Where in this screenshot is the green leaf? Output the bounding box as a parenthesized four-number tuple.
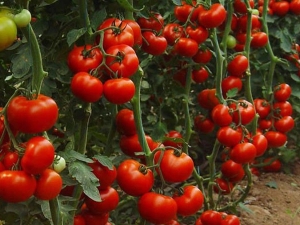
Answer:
(150, 121, 168, 141)
(171, 0, 182, 5)
(226, 88, 239, 98)
(93, 155, 114, 170)
(11, 45, 32, 78)
(91, 8, 107, 31)
(69, 161, 101, 202)
(266, 181, 278, 189)
(238, 202, 254, 214)
(38, 200, 53, 225)
(67, 28, 87, 46)
(63, 150, 94, 163)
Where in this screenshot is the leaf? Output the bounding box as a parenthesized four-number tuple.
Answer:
(93, 155, 114, 170)
(226, 88, 239, 98)
(63, 150, 94, 163)
(266, 181, 278, 189)
(171, 0, 182, 5)
(150, 121, 168, 141)
(68, 161, 101, 202)
(91, 8, 107, 31)
(238, 202, 254, 214)
(38, 200, 53, 225)
(11, 45, 32, 78)
(67, 28, 87, 46)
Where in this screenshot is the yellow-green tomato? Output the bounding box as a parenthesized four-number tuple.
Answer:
(0, 17, 17, 51)
(53, 155, 66, 173)
(14, 9, 31, 28)
(0, 7, 14, 20)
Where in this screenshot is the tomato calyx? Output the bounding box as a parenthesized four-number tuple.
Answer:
(138, 164, 149, 175)
(80, 46, 98, 59)
(173, 149, 183, 157)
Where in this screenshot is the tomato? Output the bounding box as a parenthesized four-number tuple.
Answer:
(0, 16, 17, 51)
(237, 15, 261, 32)
(217, 126, 242, 147)
(0, 170, 36, 203)
(88, 159, 117, 190)
(163, 220, 180, 225)
(186, 25, 209, 45)
(21, 136, 55, 175)
(81, 210, 109, 225)
(221, 76, 243, 98)
(221, 215, 241, 225)
(163, 130, 183, 149)
(173, 185, 204, 216)
(194, 115, 215, 133)
(289, 0, 300, 15)
(53, 155, 66, 173)
(197, 88, 220, 110)
(211, 104, 233, 127)
(221, 159, 243, 179)
(258, 118, 272, 130)
(264, 131, 287, 148)
(163, 23, 185, 45)
(274, 116, 295, 133)
(137, 12, 164, 32)
(123, 19, 142, 46)
(105, 44, 139, 78)
(13, 9, 31, 28)
(230, 142, 257, 164)
(192, 67, 209, 83)
(138, 192, 177, 224)
(117, 159, 154, 196)
(67, 45, 103, 73)
(263, 158, 282, 172)
(7, 94, 58, 134)
(251, 134, 268, 157)
(0, 162, 5, 173)
(272, 101, 293, 117)
(254, 98, 271, 119)
(85, 186, 119, 215)
(154, 149, 194, 183)
(233, 0, 254, 14)
(250, 167, 260, 176)
(115, 108, 136, 136)
(229, 100, 256, 125)
(200, 210, 222, 225)
(192, 48, 212, 64)
(2, 151, 19, 170)
(141, 31, 168, 55)
(174, 3, 194, 23)
(251, 31, 268, 48)
(34, 168, 62, 200)
(71, 72, 103, 102)
(198, 3, 227, 28)
(227, 55, 248, 78)
(74, 215, 86, 225)
(173, 68, 187, 86)
(119, 134, 154, 158)
(271, 0, 290, 16)
(103, 78, 135, 104)
(214, 178, 234, 195)
(173, 37, 199, 57)
(226, 35, 237, 49)
(273, 83, 292, 102)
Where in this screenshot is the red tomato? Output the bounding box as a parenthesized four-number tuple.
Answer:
(105, 44, 139, 78)
(221, 76, 243, 98)
(163, 130, 183, 149)
(115, 108, 136, 136)
(227, 55, 249, 77)
(141, 31, 168, 55)
(71, 72, 103, 102)
(173, 37, 199, 57)
(264, 131, 287, 148)
(274, 116, 295, 133)
(237, 14, 261, 32)
(200, 210, 222, 225)
(138, 192, 177, 224)
(229, 100, 256, 125)
(0, 170, 36, 203)
(230, 142, 257, 164)
(88, 159, 117, 190)
(186, 25, 209, 45)
(85, 186, 119, 215)
(0, 162, 5, 172)
(271, 0, 290, 16)
(197, 88, 220, 110)
(173, 185, 204, 216)
(254, 98, 271, 119)
(163, 23, 185, 45)
(137, 12, 164, 32)
(211, 104, 233, 127)
(290, 0, 300, 15)
(103, 78, 135, 104)
(194, 115, 215, 133)
(251, 31, 268, 48)
(174, 3, 194, 23)
(2, 151, 19, 170)
(21, 136, 55, 175)
(233, 0, 254, 14)
(154, 149, 194, 183)
(116, 159, 154, 196)
(272, 101, 293, 117)
(221, 159, 244, 179)
(273, 83, 292, 102)
(217, 126, 242, 147)
(192, 48, 212, 64)
(67, 45, 103, 73)
(263, 158, 282, 172)
(258, 118, 272, 130)
(251, 134, 268, 157)
(192, 67, 209, 83)
(198, 3, 227, 28)
(123, 19, 142, 46)
(214, 178, 234, 195)
(221, 214, 241, 225)
(34, 168, 62, 200)
(7, 94, 58, 134)
(74, 215, 86, 225)
(81, 210, 109, 225)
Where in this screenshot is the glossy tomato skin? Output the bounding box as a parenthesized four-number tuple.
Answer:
(221, 159, 243, 179)
(274, 116, 295, 133)
(85, 186, 119, 215)
(163, 130, 183, 149)
(116, 159, 154, 196)
(103, 78, 135, 104)
(21, 136, 55, 175)
(221, 214, 241, 225)
(230, 142, 257, 164)
(154, 149, 194, 183)
(272, 101, 293, 117)
(67, 45, 103, 73)
(263, 158, 282, 172)
(198, 3, 227, 28)
(123, 19, 142, 46)
(221, 76, 243, 98)
(0, 17, 17, 51)
(137, 12, 164, 32)
(273, 83, 292, 102)
(141, 31, 168, 55)
(71, 72, 103, 102)
(254, 98, 271, 119)
(217, 126, 243, 147)
(192, 67, 209, 83)
(138, 192, 177, 224)
(163, 23, 185, 46)
(81, 210, 109, 225)
(0, 170, 36, 203)
(251, 32, 268, 48)
(88, 159, 117, 190)
(197, 88, 220, 110)
(194, 115, 215, 133)
(115, 108, 137, 136)
(34, 169, 63, 200)
(200, 210, 222, 225)
(211, 104, 233, 127)
(74, 215, 86, 225)
(193, 48, 212, 64)
(7, 94, 58, 134)
(227, 55, 248, 77)
(173, 185, 204, 216)
(251, 134, 268, 157)
(290, 0, 300, 15)
(264, 131, 287, 148)
(233, 0, 254, 14)
(229, 100, 256, 125)
(186, 25, 209, 45)
(173, 37, 199, 57)
(214, 177, 234, 195)
(2, 151, 19, 170)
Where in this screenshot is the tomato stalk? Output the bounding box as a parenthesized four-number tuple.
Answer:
(49, 197, 63, 225)
(104, 105, 118, 156)
(78, 0, 93, 39)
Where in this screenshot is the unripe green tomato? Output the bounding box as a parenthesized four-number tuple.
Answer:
(226, 35, 237, 49)
(14, 9, 31, 28)
(53, 155, 66, 173)
(0, 7, 14, 20)
(0, 17, 17, 51)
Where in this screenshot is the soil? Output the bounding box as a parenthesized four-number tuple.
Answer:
(239, 160, 300, 225)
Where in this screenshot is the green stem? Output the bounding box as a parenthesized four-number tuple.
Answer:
(20, 25, 47, 95)
(124, 0, 134, 20)
(78, 0, 93, 38)
(49, 198, 63, 225)
(104, 105, 118, 156)
(77, 103, 92, 154)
